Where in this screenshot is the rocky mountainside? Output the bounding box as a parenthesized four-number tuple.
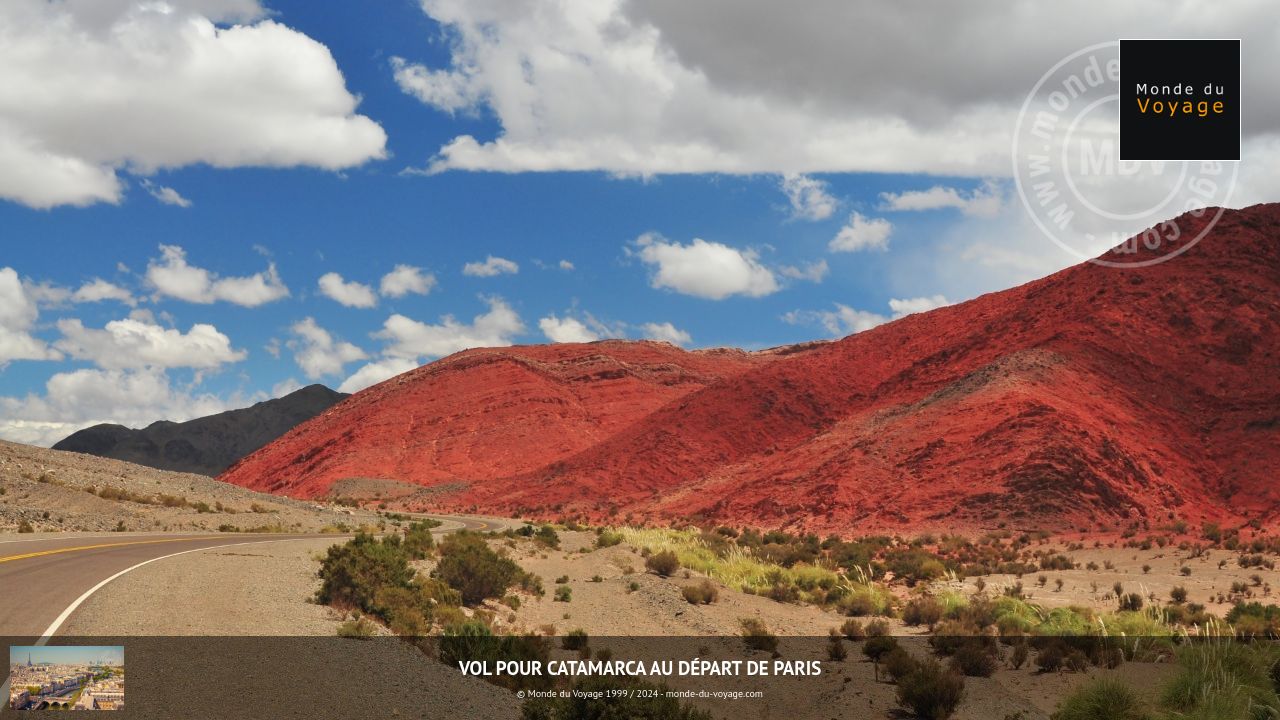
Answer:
(220, 205, 1280, 534)
(54, 384, 347, 476)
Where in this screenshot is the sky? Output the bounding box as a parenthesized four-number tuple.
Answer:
(10, 645, 124, 666)
(1, 0, 1279, 446)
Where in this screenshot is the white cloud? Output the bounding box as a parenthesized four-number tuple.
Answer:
(54, 317, 247, 370)
(146, 244, 290, 306)
(379, 265, 436, 298)
(780, 174, 837, 221)
(0, 367, 237, 447)
(287, 317, 367, 379)
(778, 259, 829, 283)
(72, 279, 136, 306)
(0, 0, 386, 209)
(538, 315, 601, 343)
(634, 234, 778, 300)
(639, 321, 692, 346)
(372, 297, 525, 360)
(463, 256, 519, 277)
(879, 181, 1002, 218)
(337, 357, 419, 394)
(340, 297, 525, 392)
(141, 180, 193, 208)
(829, 212, 892, 253)
(394, 1, 1280, 178)
(784, 294, 951, 336)
(318, 272, 378, 308)
(0, 268, 61, 365)
(271, 377, 303, 398)
(558, 260, 575, 271)
(888, 294, 951, 316)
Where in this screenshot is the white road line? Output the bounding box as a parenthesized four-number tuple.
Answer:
(35, 537, 326, 645)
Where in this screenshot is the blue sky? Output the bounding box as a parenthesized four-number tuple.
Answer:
(0, 1, 1276, 445)
(10, 646, 124, 666)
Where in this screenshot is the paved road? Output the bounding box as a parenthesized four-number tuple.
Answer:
(0, 514, 510, 640)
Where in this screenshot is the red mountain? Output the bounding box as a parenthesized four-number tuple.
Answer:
(220, 205, 1280, 533)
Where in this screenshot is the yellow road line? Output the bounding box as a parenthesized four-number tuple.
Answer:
(0, 537, 212, 564)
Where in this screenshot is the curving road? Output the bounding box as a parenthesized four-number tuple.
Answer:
(0, 514, 510, 641)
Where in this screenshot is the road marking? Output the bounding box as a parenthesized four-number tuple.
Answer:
(36, 537, 331, 645)
(0, 537, 209, 564)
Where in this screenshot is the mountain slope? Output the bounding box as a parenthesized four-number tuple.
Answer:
(53, 384, 348, 476)
(220, 205, 1280, 533)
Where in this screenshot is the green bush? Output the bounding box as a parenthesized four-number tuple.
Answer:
(739, 618, 779, 655)
(535, 525, 561, 550)
(949, 640, 997, 677)
(316, 533, 416, 614)
(403, 521, 436, 560)
(554, 586, 572, 602)
(441, 621, 552, 692)
(826, 630, 847, 661)
(435, 532, 524, 605)
(883, 646, 918, 682)
(596, 530, 624, 548)
(521, 676, 711, 720)
(646, 550, 681, 577)
(1052, 678, 1150, 720)
(897, 658, 965, 720)
(863, 635, 899, 662)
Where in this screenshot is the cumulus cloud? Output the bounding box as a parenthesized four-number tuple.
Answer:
(778, 259, 829, 283)
(0, 268, 61, 365)
(146, 245, 289, 306)
(784, 294, 951, 336)
(0, 367, 238, 447)
(538, 315, 601, 343)
(379, 265, 436, 298)
(141, 180, 193, 208)
(830, 212, 892, 253)
(394, 0, 1280, 179)
(341, 297, 526, 393)
(880, 181, 1002, 217)
(558, 260, 575, 271)
(634, 234, 778, 300)
(288, 317, 367, 379)
(780, 174, 837, 221)
(54, 317, 247, 370)
(72, 279, 137, 306)
(337, 357, 420, 394)
(639, 321, 692, 346)
(463, 256, 519, 277)
(318, 272, 378, 308)
(0, 0, 387, 209)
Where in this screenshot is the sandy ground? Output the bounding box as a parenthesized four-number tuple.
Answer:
(948, 542, 1275, 615)
(0, 439, 385, 533)
(44, 525, 1216, 719)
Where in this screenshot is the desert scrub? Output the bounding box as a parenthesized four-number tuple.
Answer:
(681, 579, 719, 605)
(896, 658, 965, 720)
(739, 618, 779, 655)
(434, 531, 525, 605)
(336, 616, 377, 639)
(554, 586, 572, 602)
(1160, 638, 1280, 718)
(1053, 678, 1150, 720)
(645, 550, 681, 577)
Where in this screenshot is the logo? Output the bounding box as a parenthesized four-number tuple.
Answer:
(1013, 41, 1238, 268)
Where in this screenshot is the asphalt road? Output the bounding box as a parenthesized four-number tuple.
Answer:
(0, 514, 508, 640)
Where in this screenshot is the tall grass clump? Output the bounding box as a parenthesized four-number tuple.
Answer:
(1159, 638, 1280, 719)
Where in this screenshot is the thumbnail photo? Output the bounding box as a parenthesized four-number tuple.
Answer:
(7, 646, 124, 711)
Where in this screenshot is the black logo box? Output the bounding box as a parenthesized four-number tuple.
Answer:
(1120, 39, 1240, 161)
